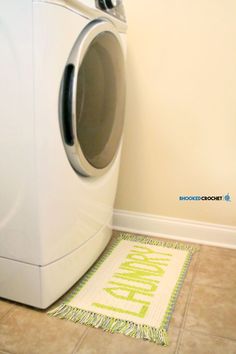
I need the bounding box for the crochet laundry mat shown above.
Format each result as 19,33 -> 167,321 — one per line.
48,233 -> 198,345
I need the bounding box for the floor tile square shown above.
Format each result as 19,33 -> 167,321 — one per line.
194,251 -> 236,289
178,330 -> 236,354
201,245 -> 236,259
0,304 -> 86,354
184,285 -> 236,341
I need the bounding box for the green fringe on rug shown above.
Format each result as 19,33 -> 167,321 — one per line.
117,233 -> 199,254
48,304 -> 169,346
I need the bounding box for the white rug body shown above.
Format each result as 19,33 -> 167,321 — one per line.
69,240 -> 188,328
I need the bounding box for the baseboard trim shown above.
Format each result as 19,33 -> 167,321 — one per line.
113,209 -> 236,249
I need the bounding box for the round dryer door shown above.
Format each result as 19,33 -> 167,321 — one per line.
59,20 -> 126,177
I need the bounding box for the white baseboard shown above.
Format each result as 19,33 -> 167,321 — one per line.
113,209 -> 236,249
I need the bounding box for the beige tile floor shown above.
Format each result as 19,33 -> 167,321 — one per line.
0,232 -> 236,354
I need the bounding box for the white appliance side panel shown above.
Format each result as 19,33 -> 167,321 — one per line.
40,223 -> 112,308
0,221 -> 111,308
34,3 -> 122,265
0,257 -> 41,307
0,1 -> 40,263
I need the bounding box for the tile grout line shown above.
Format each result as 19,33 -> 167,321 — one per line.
182,249 -> 203,327
174,247 -> 202,354
71,326 -> 89,354
175,245 -> 236,351
0,305 -> 15,323
182,327 -> 236,343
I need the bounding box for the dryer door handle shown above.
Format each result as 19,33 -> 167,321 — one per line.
60,64 -> 75,146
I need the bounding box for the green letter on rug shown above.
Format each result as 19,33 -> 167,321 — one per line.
104,286 -> 152,304
92,302 -> 149,318
132,245 -> 172,257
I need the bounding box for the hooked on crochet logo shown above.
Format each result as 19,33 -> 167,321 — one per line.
179,194 -> 231,202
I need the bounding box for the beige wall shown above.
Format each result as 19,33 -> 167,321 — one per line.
115,0 -> 236,226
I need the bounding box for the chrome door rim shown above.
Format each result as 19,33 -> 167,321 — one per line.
59,19 -> 125,177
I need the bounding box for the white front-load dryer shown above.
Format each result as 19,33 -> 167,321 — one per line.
0,0 -> 127,308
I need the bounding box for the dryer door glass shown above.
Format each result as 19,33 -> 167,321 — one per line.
75,31 -> 125,171
59,21 -> 126,177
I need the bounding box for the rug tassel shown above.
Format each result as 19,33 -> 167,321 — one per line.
49,304 -> 169,346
